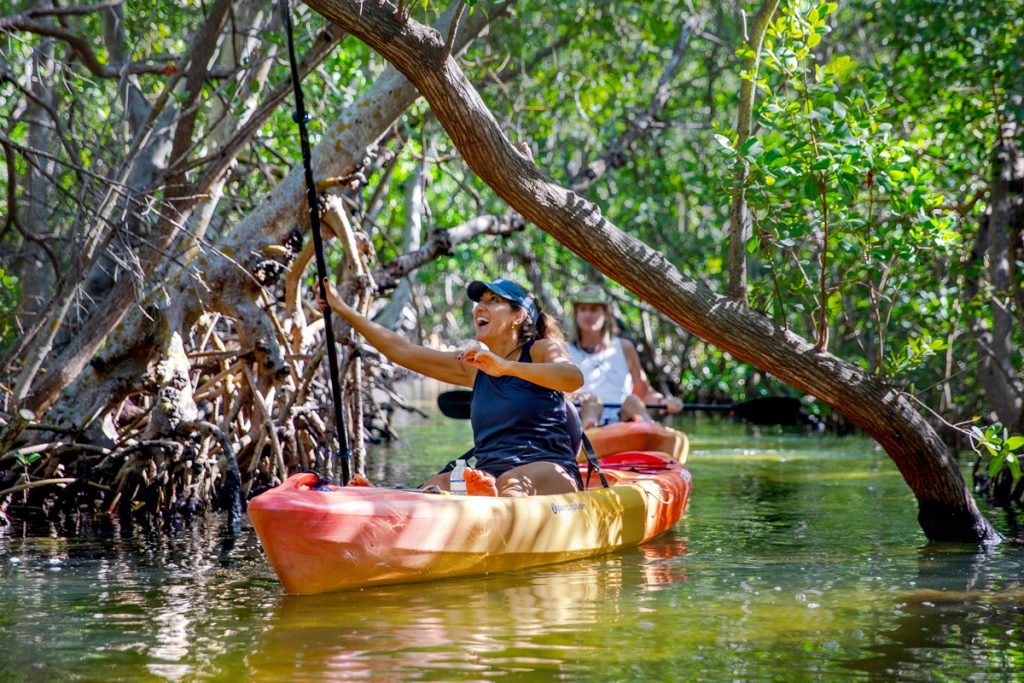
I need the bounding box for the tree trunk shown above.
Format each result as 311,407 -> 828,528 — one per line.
726,0 -> 780,303
22,0 -> 235,415
40,2 -> 511,432
976,114 -> 1024,429
304,0 -> 998,542
375,149 -> 427,331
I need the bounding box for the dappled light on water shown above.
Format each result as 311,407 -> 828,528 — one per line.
1,413 -> 1023,680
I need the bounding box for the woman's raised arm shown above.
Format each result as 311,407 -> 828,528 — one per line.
317,279 -> 475,387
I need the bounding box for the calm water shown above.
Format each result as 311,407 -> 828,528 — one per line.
2,404 -> 1023,681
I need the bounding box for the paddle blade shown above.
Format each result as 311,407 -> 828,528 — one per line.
437,390 -> 473,419
732,396 -> 820,427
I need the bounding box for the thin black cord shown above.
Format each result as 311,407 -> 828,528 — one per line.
279,0 -> 351,485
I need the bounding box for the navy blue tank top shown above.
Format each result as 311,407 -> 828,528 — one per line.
469,341 -> 582,486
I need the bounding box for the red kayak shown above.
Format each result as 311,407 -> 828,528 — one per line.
249,421 -> 690,594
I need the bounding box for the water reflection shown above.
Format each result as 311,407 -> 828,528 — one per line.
842,544 -> 1024,679
4,417 -> 1024,681
0,522 -> 271,680
247,536 -> 690,680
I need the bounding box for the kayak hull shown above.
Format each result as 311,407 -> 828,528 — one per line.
249,422 -> 691,595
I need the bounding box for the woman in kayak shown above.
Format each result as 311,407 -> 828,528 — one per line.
317,277 -> 584,496
568,284 -> 682,429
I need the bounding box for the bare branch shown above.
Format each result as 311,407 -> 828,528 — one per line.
0,16 -> 176,77
569,14 -> 704,193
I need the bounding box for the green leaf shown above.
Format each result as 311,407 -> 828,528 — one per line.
827,290 -> 844,315
740,137 -> 763,158
804,176 -> 820,202
988,453 -> 1005,478
1009,455 -> 1022,480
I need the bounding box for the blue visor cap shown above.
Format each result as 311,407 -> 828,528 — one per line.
467,279 -> 539,324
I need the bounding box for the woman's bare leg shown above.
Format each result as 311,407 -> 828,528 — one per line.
577,393 -> 603,429
495,461 -> 580,497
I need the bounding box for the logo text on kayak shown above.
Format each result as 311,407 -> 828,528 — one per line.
550,502 -> 586,515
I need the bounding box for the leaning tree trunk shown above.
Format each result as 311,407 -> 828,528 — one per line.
305,0 -> 998,542
21,0 -> 235,415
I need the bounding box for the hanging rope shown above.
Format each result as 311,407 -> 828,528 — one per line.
278,0 -> 351,485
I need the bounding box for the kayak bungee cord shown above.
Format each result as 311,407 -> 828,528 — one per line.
278,0 -> 351,485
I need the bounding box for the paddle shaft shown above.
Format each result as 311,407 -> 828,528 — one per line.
591,402 -> 668,410
280,0 -> 349,484
435,389 -> 811,424
435,389 -> 678,418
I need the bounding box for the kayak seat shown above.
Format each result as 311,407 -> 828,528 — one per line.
599,451 -> 681,473
577,451 -> 682,489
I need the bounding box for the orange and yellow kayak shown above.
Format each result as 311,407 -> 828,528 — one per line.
249,421 -> 691,595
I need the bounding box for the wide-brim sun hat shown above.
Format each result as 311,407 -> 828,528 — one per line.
572,284 -> 609,305
467,278 -> 539,323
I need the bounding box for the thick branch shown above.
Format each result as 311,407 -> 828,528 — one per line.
304,0 -> 997,542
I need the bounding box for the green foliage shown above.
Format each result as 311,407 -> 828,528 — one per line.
716,1 -> 964,379
972,424 -> 1024,481
1,0 -> 1019,446
12,451 -> 41,469
886,335 -> 947,377
707,0 -> 1020,423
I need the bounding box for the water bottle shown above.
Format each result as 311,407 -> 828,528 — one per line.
450,459 -> 467,495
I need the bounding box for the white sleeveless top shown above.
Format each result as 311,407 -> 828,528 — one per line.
569,339 -> 633,405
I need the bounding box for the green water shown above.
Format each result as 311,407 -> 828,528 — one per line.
2,410 -> 1023,681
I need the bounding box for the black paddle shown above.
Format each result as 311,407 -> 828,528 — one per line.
280,0 -> 349,483
436,389 -> 817,427
436,390 -> 662,419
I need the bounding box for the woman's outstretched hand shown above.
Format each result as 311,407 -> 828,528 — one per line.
314,277 -> 347,315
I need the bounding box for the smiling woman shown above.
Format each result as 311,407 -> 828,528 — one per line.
317,277 -> 584,496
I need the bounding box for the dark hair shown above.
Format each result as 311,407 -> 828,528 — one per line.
510,303 -> 565,345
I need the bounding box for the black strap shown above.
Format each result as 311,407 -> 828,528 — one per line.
279,0 -> 350,484
581,432 -> 610,489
